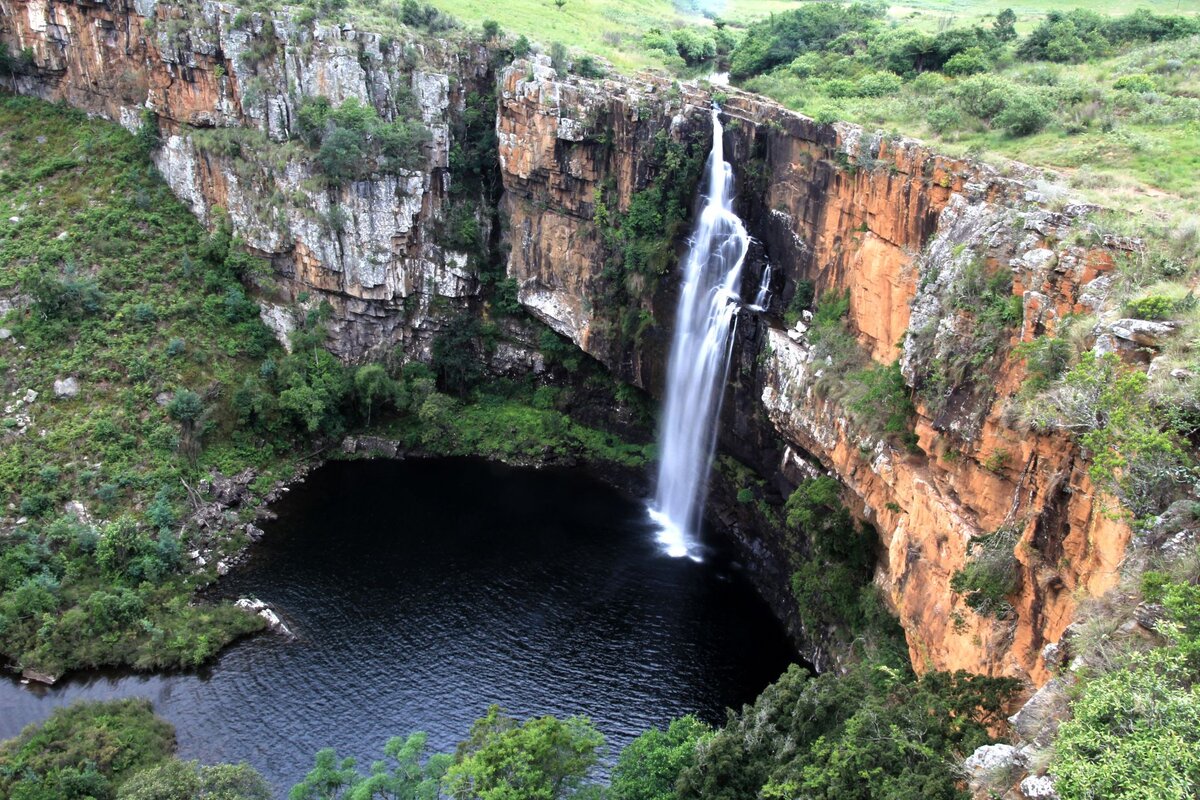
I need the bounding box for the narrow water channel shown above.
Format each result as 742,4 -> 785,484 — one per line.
1,458 -> 796,793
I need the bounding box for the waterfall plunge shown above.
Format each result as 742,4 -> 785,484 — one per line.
650,108 -> 750,560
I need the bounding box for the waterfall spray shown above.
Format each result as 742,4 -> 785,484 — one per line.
650,108 -> 750,559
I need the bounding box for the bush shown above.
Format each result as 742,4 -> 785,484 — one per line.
611,716 -> 713,800
729,1 -> 888,79
950,524 -> 1021,619
1114,73 -> 1158,93
1126,294 -> 1174,320
0,699 -> 175,800
854,71 -> 902,97
1053,648 -> 1200,800
927,105 -> 964,135
672,28 -> 717,66
943,50 -> 990,76
994,91 -> 1052,135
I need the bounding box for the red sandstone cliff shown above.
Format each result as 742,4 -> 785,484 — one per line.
1,0 -> 1135,687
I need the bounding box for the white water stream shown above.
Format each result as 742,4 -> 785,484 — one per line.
650,108 -> 750,559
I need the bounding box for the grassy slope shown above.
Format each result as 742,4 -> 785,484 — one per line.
0,96 -> 288,676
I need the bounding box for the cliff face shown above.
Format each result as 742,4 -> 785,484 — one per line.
1,0 -> 1132,686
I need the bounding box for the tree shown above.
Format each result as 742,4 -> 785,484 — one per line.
611,716 -> 712,800
443,706 -> 604,800
993,8 -> 1017,41
289,749 -> 360,800
554,0 -> 566,10
167,389 -> 204,460
353,364 -> 394,426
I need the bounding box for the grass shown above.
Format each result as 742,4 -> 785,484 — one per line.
723,0 -> 1200,29
352,0 -> 699,72
742,34 -> 1200,221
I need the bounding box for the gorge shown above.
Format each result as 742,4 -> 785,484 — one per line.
0,0 -> 1131,696
2,0 -> 1186,796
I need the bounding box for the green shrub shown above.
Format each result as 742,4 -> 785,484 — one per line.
943,50 -> 990,76
1114,73 -> 1158,93
928,105 -> 964,135
950,524 -> 1021,619
994,91 -> 1052,136
1126,294 -> 1174,320
854,71 -> 902,97
0,699 -> 175,800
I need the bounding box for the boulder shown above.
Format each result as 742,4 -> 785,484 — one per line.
1009,676 -> 1074,748
964,744 -> 1025,795
53,377 -> 80,398
1020,774 -> 1059,799
1109,318 -> 1176,347
236,597 -> 294,637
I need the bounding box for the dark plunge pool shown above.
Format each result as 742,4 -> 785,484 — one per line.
0,458 -> 797,794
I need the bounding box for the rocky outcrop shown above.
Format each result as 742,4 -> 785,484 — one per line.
2,0 -> 499,359
1,0 -> 1135,687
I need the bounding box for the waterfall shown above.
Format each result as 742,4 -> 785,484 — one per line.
749,262 -> 772,312
649,108 -> 750,560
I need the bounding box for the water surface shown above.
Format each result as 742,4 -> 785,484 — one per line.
1,458 -> 796,793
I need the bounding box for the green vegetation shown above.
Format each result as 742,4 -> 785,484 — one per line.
0,93 -> 653,679
1021,352 -> 1194,519
0,700 -> 175,800
610,716 -> 713,800
1046,541 -> 1200,800
294,95 -> 429,185
911,255 -> 1023,421
592,128 -> 708,350
676,662 -> 1018,800
730,4 -> 1200,220
0,96 -> 297,677
783,477 -> 907,661
950,524 -> 1022,619
792,289 -> 918,446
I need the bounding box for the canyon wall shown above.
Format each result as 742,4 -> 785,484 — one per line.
1,0 -> 1133,687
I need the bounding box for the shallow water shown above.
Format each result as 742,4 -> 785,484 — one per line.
1,458 -> 796,794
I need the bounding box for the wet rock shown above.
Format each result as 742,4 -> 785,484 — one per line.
20,668 -> 59,685
236,597 -> 293,637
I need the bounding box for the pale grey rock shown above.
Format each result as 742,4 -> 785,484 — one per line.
1020,774 -> 1059,799
0,329 -> 10,339
52,377 -> 79,398
1093,333 -> 1118,356
236,597 -> 293,636
964,744 -> 1025,794
1110,318 -> 1176,347
1009,676 -> 1074,748
258,303 -> 297,352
